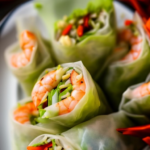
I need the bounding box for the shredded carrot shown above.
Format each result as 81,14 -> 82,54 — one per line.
62,24 -> 72,35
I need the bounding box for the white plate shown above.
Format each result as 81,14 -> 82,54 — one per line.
0,1 -> 133,150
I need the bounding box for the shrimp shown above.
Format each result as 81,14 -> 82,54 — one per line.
43,70 -> 86,117
13,102 -> 38,124
56,70 -> 86,115
32,67 -> 68,107
130,82 -> 150,98
121,34 -> 143,62
10,30 -> 37,68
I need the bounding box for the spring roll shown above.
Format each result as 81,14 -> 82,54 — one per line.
101,13 -> 150,110
119,74 -> 150,125
11,97 -> 67,150
34,0 -> 117,80
5,15 -> 55,95
31,61 -> 111,128
27,112 -> 145,150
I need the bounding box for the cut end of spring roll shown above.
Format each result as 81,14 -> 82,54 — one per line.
55,8 -> 109,46
32,64 -> 86,118
27,134 -> 75,150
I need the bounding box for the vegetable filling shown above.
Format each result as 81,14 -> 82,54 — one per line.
27,136 -> 66,150
55,3 -> 109,46
32,65 -> 86,119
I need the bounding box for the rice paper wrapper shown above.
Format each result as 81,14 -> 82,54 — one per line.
119,74 -> 150,125
101,13 -> 150,110
36,61 -> 111,128
5,14 -> 55,96
62,111 -> 145,150
34,0 -> 117,80
10,97 -> 68,150
28,134 -> 77,150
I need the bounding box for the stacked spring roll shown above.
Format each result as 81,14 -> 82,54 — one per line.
27,112 -> 145,150
5,15 -> 55,95
11,97 -> 67,150
26,74 -> 150,150
31,61 -> 111,128
34,0 -> 117,80
101,13 -> 150,110
115,74 -> 150,148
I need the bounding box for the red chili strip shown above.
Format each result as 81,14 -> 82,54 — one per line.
77,25 -> 84,37
143,136 -> 150,146
27,142 -> 52,150
129,0 -> 148,19
83,15 -> 89,28
124,20 -> 134,26
62,24 -> 72,35
145,18 -> 150,31
143,18 -> 150,38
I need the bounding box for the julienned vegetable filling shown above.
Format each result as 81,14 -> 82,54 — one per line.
27,136 -> 66,150
54,5 -> 109,46
31,65 -> 86,119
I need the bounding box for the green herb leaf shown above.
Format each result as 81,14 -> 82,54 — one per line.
39,109 -> 46,117
52,139 -> 56,149
29,115 -> 38,125
34,3 -> 43,9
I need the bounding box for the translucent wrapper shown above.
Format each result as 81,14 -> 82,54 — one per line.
62,111 -> 145,150
119,74 -> 150,125
11,97 -> 68,150
5,15 -> 55,95
101,13 -> 150,110
35,61 -> 111,128
34,0 -> 117,80
27,111 -> 144,150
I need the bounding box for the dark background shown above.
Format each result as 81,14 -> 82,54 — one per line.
0,0 -> 134,21
0,0 -> 31,21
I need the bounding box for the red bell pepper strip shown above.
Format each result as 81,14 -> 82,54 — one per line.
124,20 -> 134,26
83,15 -> 89,28
62,24 -> 72,35
143,18 -> 150,38
143,136 -> 150,145
77,25 -> 84,37
117,124 -> 150,146
27,146 -> 44,150
145,18 -> 150,31
27,142 -> 52,150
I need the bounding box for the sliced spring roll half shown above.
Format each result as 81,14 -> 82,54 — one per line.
101,13 -> 150,110
31,61 -> 109,128
119,74 -> 150,125
61,111 -> 145,150
5,14 -> 55,95
27,134 -> 76,150
34,0 -> 116,80
11,97 -> 67,150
